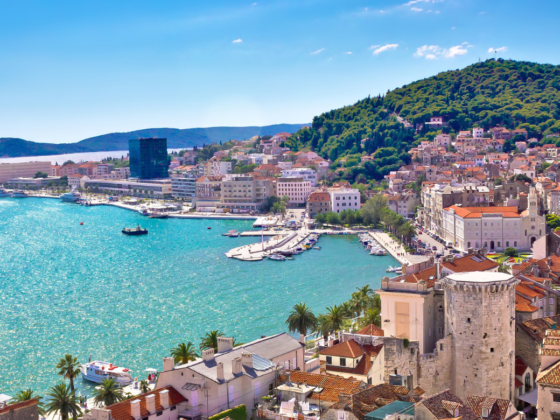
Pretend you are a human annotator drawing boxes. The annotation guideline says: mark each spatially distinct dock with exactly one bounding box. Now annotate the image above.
[225,230,312,261]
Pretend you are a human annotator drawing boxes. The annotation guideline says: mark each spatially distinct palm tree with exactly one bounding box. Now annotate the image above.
[285,303,318,336]
[45,383,82,420]
[11,389,46,416]
[139,381,151,394]
[498,262,511,274]
[56,354,81,392]
[360,307,382,328]
[326,305,348,333]
[313,314,332,343]
[170,342,199,365]
[232,337,244,348]
[92,378,125,407]
[200,330,225,351]
[398,222,416,246]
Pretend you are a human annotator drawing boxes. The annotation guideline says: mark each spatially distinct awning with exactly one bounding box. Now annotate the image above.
[518,388,538,406]
[182,382,202,391]
[0,394,12,403]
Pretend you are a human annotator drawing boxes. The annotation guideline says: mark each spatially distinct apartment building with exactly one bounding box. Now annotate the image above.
[195,176,223,200]
[219,175,271,211]
[329,188,360,213]
[281,168,317,187]
[171,175,197,200]
[82,179,172,199]
[277,177,312,205]
[0,161,52,183]
[306,191,332,216]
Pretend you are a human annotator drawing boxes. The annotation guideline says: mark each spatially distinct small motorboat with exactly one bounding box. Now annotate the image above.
[149,212,168,219]
[122,225,148,235]
[81,361,132,385]
[386,266,399,273]
[207,227,212,230]
[11,190,28,198]
[0,188,11,197]
[313,246,321,250]
[268,254,286,261]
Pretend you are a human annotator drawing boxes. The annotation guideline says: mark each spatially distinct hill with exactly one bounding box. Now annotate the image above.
[0,123,308,158]
[284,59,560,180]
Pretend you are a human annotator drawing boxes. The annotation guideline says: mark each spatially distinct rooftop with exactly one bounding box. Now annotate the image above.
[103,387,185,420]
[446,272,513,284]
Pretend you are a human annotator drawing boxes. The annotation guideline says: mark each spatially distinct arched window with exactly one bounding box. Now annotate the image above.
[515,241,517,247]
[497,242,501,248]
[525,372,531,388]
[506,241,509,247]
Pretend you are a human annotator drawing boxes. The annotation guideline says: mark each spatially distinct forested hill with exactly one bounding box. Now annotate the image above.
[284,59,560,179]
[0,123,307,158]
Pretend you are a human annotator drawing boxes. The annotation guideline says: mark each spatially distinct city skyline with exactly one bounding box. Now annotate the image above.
[1,0,559,143]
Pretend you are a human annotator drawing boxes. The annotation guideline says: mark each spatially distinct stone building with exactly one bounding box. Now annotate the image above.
[0,399,38,420]
[536,329,560,420]
[515,315,560,373]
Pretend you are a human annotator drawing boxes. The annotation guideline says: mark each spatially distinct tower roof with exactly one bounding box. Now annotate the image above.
[446,272,513,284]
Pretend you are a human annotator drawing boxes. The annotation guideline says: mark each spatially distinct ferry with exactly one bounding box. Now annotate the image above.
[122,225,148,236]
[60,191,81,203]
[81,361,133,385]
[11,190,28,198]
[0,188,10,197]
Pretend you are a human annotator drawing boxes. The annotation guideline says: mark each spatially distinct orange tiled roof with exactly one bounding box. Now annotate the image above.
[356,324,384,336]
[518,316,560,342]
[308,192,331,202]
[319,339,365,358]
[446,205,520,219]
[537,359,560,386]
[281,371,364,402]
[106,386,186,420]
[464,396,511,420]
[516,283,544,299]
[0,399,38,415]
[515,294,538,313]
[326,344,383,376]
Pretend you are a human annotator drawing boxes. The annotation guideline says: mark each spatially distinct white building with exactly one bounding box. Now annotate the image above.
[0,161,52,183]
[281,168,317,187]
[68,174,84,189]
[329,188,360,213]
[249,154,266,165]
[277,177,312,205]
[83,179,172,199]
[442,188,544,251]
[473,127,484,138]
[171,175,197,200]
[156,334,305,419]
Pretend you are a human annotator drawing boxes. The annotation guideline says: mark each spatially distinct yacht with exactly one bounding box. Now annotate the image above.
[11,190,28,198]
[81,361,133,385]
[60,190,81,203]
[138,207,149,216]
[0,188,10,197]
[268,254,286,261]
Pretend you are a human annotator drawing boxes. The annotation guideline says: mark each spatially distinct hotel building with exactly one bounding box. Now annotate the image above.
[329,188,360,213]
[276,177,312,205]
[0,161,52,183]
[83,178,172,199]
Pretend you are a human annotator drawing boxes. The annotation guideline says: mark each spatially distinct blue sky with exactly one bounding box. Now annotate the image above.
[0,0,559,144]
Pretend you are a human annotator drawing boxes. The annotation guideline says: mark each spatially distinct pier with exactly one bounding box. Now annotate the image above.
[225,230,312,261]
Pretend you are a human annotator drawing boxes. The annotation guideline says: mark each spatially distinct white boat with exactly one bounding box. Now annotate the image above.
[222,230,239,237]
[0,188,10,197]
[268,254,286,261]
[81,361,132,385]
[60,190,81,203]
[138,207,149,216]
[11,190,28,198]
[386,266,399,273]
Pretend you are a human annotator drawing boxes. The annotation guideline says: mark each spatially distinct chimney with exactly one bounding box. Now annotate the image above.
[299,334,305,344]
[202,348,215,362]
[241,352,253,369]
[92,408,111,420]
[468,247,473,255]
[217,362,224,382]
[232,357,242,375]
[217,337,234,353]
[159,390,169,409]
[436,260,441,280]
[163,357,174,371]
[130,401,141,419]
[145,394,156,414]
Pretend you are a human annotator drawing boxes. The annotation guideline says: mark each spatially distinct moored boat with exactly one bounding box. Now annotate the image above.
[268,254,286,261]
[0,188,10,197]
[148,212,168,219]
[60,190,81,203]
[122,225,148,235]
[81,361,132,385]
[11,190,28,198]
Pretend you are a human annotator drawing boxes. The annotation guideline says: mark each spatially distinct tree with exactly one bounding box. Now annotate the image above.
[62,160,75,166]
[11,389,46,416]
[498,262,511,274]
[34,171,48,179]
[170,342,199,365]
[200,330,225,351]
[45,383,82,420]
[504,247,518,257]
[547,214,560,230]
[326,212,341,225]
[139,380,151,394]
[285,303,318,336]
[92,378,125,407]
[325,305,349,332]
[56,354,81,393]
[360,307,381,328]
[313,314,332,343]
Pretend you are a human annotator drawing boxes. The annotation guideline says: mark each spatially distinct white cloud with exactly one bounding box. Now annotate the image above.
[414,43,469,59]
[345,52,352,55]
[404,0,443,6]
[369,45,380,50]
[451,26,455,29]
[232,39,243,43]
[411,7,423,11]
[372,43,399,55]
[251,2,257,5]
[480,11,486,14]
[311,48,325,55]
[487,46,507,53]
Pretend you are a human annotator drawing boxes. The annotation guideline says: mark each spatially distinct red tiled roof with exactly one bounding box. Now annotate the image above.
[357,324,384,336]
[281,371,365,402]
[308,192,331,202]
[516,283,544,299]
[537,359,560,386]
[320,339,364,358]
[325,345,383,376]
[0,399,38,415]
[464,396,512,420]
[515,357,529,377]
[515,294,538,313]
[419,390,479,420]
[106,386,186,420]
[518,316,560,342]
[445,205,520,219]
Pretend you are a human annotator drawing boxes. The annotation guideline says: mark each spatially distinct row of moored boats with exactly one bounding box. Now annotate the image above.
[266,234,321,261]
[359,234,389,256]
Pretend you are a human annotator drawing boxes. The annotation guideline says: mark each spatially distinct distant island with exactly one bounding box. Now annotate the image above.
[0,124,308,158]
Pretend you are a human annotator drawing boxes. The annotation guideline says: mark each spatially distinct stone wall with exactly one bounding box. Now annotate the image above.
[376,337,419,388]
[418,335,454,396]
[415,403,437,420]
[515,326,541,373]
[0,402,38,420]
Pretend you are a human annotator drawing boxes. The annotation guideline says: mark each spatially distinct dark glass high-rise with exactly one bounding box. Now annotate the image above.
[129,138,169,179]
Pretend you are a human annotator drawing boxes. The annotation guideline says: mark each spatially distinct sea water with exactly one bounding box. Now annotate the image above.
[0,198,395,395]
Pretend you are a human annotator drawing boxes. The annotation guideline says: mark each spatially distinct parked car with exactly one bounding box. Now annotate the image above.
[432,246,438,251]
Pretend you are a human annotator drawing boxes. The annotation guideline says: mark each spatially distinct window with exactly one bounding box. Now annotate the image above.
[339,358,346,367]
[467,318,471,323]
[514,241,517,247]
[490,348,494,353]
[553,393,560,403]
[326,356,332,365]
[156,412,163,417]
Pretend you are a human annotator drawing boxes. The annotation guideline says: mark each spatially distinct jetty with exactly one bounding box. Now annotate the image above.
[225,230,311,261]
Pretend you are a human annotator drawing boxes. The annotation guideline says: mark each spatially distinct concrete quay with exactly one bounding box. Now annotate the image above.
[225,230,312,261]
[368,230,429,266]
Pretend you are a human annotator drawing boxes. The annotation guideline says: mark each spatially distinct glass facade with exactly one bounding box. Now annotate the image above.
[129,138,169,179]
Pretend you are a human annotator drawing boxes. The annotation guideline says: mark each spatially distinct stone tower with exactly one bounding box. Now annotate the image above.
[442,271,519,401]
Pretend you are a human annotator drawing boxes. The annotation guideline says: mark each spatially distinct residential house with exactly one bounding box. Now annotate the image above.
[536,329,560,420]
[415,390,480,420]
[307,191,332,216]
[516,316,560,374]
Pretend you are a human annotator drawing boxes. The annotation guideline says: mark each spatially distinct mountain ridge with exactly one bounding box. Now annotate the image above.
[0,123,308,158]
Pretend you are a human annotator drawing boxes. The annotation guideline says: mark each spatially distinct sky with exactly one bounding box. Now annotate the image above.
[1,0,559,144]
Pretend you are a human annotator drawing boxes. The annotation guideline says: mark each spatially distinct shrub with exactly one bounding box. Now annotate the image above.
[403,338,410,348]
[209,405,247,420]
[504,247,518,257]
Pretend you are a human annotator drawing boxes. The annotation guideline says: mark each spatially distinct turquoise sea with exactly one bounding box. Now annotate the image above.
[0,198,395,396]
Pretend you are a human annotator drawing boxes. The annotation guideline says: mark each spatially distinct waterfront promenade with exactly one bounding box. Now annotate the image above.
[368,230,429,267]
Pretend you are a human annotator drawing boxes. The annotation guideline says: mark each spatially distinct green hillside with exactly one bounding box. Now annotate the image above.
[284,59,560,181]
